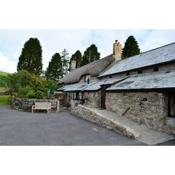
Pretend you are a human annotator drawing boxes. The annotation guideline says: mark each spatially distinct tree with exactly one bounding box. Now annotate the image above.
[122,36,140,59]
[81,44,100,66]
[45,53,63,81]
[17,38,42,75]
[61,49,69,76]
[70,50,82,69]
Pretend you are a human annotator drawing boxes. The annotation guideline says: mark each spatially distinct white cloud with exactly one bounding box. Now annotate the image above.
[141,30,175,52]
[0,52,17,73]
[0,30,175,73]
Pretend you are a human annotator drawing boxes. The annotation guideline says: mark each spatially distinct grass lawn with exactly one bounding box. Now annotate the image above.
[0,95,10,105]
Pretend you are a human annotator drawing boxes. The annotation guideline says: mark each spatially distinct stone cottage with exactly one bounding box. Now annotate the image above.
[60,40,125,108]
[61,41,175,135]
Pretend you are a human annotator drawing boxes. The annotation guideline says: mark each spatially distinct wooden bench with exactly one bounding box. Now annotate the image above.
[32,102,52,113]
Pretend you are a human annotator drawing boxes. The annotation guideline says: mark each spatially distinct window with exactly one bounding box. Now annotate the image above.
[126,72,130,76]
[153,67,159,72]
[138,70,143,74]
[73,92,83,100]
[73,92,78,100]
[84,75,91,83]
[76,92,79,100]
[168,94,175,117]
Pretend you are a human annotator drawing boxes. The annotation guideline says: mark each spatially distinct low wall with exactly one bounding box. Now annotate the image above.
[106,92,168,131]
[71,105,136,138]
[11,98,59,111]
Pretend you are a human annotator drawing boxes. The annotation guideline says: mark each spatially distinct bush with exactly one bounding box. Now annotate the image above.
[7,70,57,99]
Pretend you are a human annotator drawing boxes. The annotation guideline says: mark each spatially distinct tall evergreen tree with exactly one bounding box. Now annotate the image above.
[70,50,82,69]
[122,36,140,59]
[81,44,100,66]
[61,49,69,75]
[17,38,42,75]
[45,53,63,81]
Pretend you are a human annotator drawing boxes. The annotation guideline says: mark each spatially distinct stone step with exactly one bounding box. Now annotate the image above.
[71,105,175,145]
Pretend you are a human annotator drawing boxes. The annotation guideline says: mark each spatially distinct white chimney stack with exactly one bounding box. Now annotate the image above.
[113,40,122,61]
[70,60,77,71]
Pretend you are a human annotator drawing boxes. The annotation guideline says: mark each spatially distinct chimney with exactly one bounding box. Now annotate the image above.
[113,40,122,61]
[70,60,77,71]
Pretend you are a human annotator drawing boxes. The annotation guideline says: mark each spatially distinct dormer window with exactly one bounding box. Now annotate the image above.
[84,75,91,84]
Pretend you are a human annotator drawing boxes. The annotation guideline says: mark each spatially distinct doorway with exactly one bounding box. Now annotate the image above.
[101,85,110,109]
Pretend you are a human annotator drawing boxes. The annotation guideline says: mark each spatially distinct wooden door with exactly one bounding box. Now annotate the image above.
[101,85,110,109]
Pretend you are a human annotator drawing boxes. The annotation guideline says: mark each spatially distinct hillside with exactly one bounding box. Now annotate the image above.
[0,71,9,77]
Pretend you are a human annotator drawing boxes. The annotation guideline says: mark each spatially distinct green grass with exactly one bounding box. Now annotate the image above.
[0,95,10,105]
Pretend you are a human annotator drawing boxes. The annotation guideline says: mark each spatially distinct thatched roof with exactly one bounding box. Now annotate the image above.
[60,54,114,84]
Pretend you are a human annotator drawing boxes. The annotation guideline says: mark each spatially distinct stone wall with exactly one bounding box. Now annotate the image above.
[71,104,136,138]
[84,91,101,108]
[11,98,59,111]
[106,92,168,131]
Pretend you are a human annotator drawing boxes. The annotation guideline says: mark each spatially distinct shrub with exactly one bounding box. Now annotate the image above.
[7,70,58,99]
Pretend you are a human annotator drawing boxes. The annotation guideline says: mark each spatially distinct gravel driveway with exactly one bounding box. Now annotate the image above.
[0,105,171,146]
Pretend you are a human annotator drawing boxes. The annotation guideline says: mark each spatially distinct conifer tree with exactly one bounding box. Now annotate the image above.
[61,49,69,75]
[81,44,100,66]
[45,53,62,81]
[122,36,140,59]
[17,38,42,75]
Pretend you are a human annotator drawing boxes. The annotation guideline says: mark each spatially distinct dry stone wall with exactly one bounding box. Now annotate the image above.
[11,98,59,111]
[106,92,168,131]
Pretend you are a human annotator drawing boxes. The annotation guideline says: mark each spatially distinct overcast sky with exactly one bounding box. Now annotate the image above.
[0,29,175,73]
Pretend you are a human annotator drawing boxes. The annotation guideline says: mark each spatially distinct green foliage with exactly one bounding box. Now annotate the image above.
[0,71,10,87]
[122,36,140,59]
[81,44,100,66]
[17,86,35,98]
[7,70,57,99]
[17,38,43,75]
[45,53,63,81]
[0,95,10,105]
[61,49,69,76]
[70,50,82,69]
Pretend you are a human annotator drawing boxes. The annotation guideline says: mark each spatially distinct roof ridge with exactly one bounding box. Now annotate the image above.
[70,54,113,73]
[130,42,175,58]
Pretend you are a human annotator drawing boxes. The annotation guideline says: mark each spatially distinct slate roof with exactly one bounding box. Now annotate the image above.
[100,42,175,77]
[107,71,175,91]
[63,76,126,92]
[60,54,114,84]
